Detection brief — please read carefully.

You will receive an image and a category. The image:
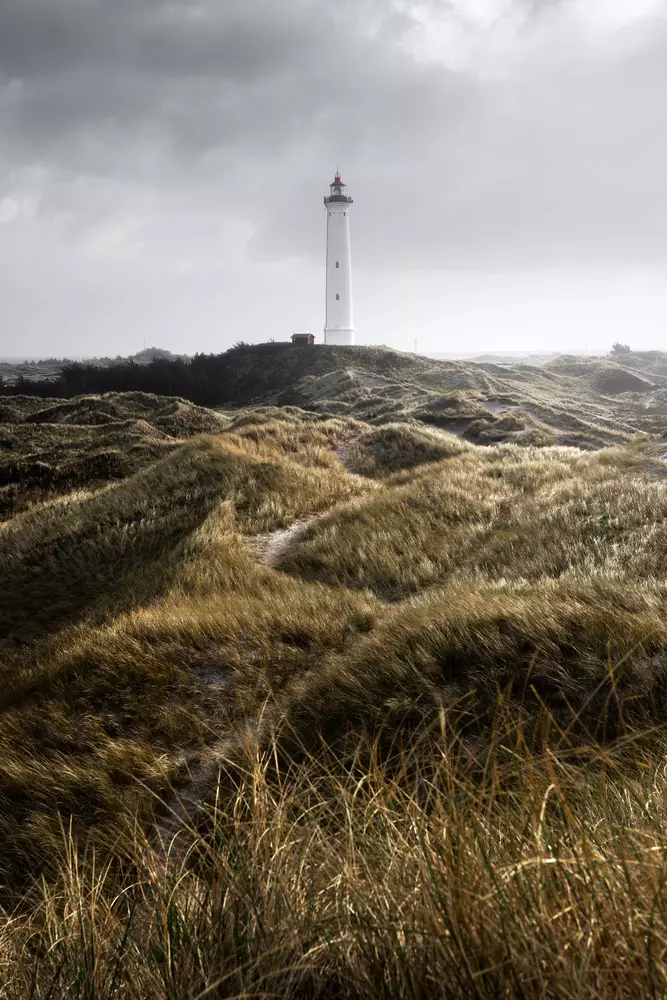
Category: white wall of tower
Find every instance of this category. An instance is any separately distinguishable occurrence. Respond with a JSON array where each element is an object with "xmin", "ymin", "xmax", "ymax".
[{"xmin": 325, "ymin": 201, "xmax": 355, "ymax": 346}]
